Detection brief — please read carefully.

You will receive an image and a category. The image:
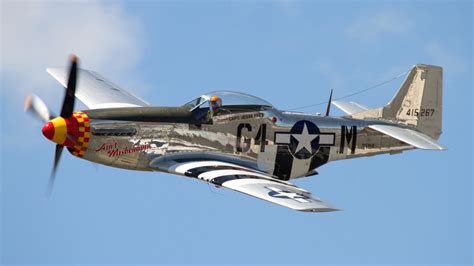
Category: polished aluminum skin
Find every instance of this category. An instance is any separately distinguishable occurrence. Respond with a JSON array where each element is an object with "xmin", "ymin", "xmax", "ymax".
[{"xmin": 28, "ymin": 62, "xmax": 444, "ymax": 212}]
